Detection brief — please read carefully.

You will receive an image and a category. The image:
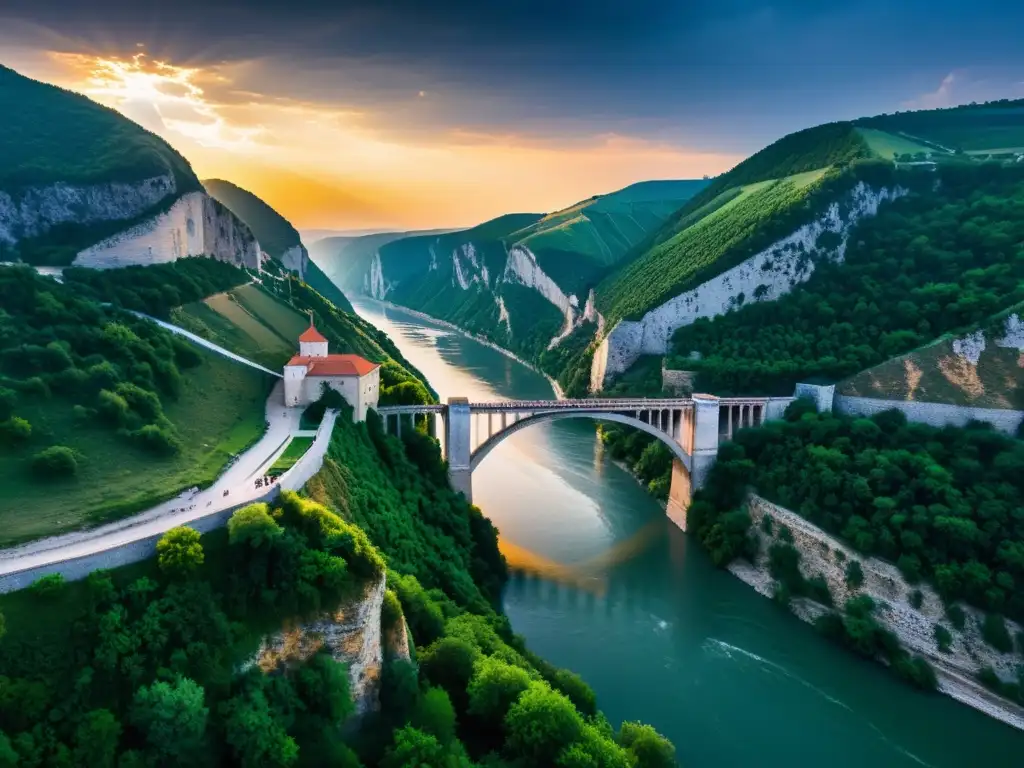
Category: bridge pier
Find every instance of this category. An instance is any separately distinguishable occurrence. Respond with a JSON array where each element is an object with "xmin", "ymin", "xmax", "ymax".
[
  {"xmin": 665, "ymin": 394, "xmax": 720, "ymax": 531},
  {"xmin": 445, "ymin": 397, "xmax": 473, "ymax": 502}
]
